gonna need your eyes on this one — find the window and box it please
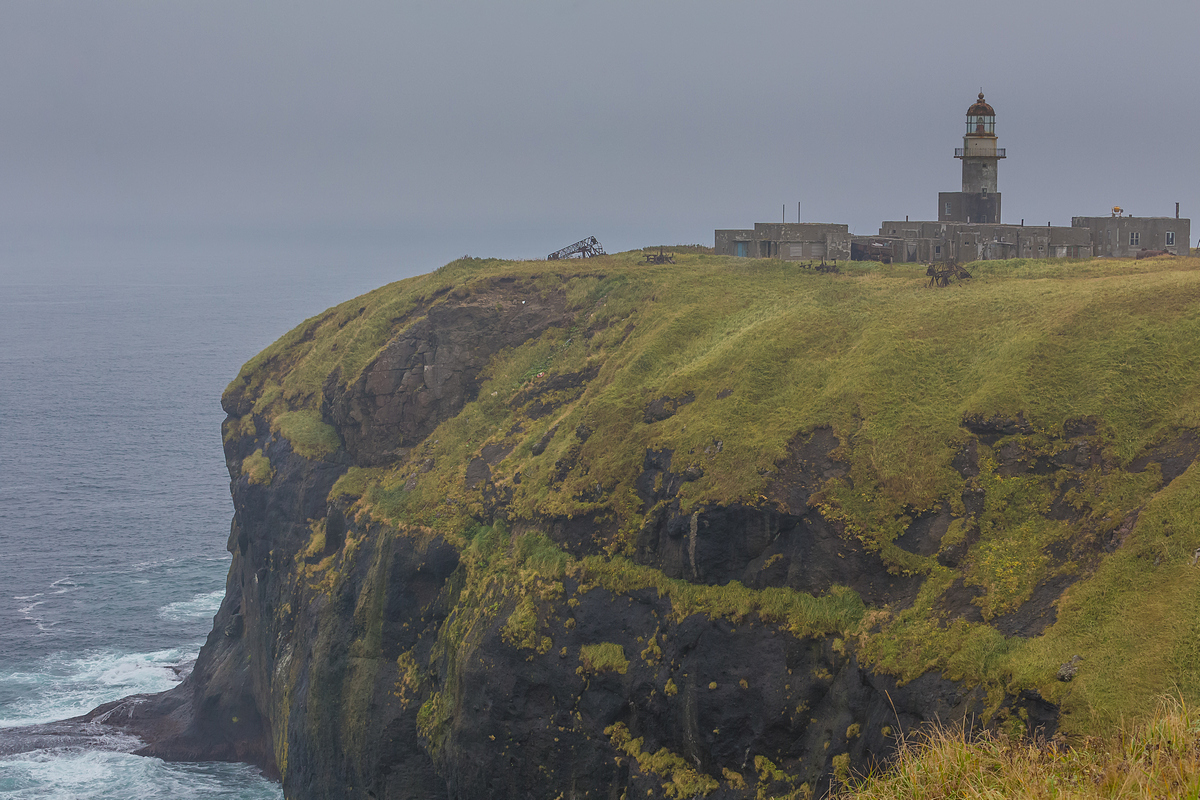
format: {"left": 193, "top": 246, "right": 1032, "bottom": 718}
{"left": 981, "top": 187, "right": 987, "bottom": 196}
{"left": 1167, "top": 232, "right": 1175, "bottom": 246}
{"left": 935, "top": 245, "right": 942, "bottom": 255}
{"left": 1130, "top": 232, "right": 1140, "bottom": 246}
{"left": 945, "top": 203, "right": 951, "bottom": 215}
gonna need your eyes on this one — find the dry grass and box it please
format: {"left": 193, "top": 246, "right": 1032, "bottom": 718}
{"left": 837, "top": 697, "right": 1200, "bottom": 800}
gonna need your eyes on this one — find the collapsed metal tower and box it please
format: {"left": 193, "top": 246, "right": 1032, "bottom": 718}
{"left": 547, "top": 236, "right": 606, "bottom": 260}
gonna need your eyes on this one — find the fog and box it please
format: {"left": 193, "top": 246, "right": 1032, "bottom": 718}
{"left": 1, "top": 0, "right": 1195, "bottom": 276}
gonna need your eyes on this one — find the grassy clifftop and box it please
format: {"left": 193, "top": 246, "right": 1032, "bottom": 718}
{"left": 224, "top": 249, "right": 1200, "bottom": 744}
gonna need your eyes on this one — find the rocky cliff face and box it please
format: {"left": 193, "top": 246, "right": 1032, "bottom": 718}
{"left": 80, "top": 254, "right": 1200, "bottom": 798}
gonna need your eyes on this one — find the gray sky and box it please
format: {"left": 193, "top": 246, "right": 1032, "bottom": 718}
{"left": 1, "top": 0, "right": 1197, "bottom": 259}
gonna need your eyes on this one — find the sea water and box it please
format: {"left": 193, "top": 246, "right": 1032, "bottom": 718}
{"left": 0, "top": 230, "right": 442, "bottom": 797}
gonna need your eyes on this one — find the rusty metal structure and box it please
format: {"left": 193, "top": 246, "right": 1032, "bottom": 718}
{"left": 547, "top": 236, "right": 606, "bottom": 260}
{"left": 926, "top": 261, "right": 972, "bottom": 287}
{"left": 641, "top": 248, "right": 675, "bottom": 264}
{"left": 794, "top": 259, "right": 840, "bottom": 273}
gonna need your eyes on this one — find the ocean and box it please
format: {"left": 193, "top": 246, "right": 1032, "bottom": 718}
{"left": 0, "top": 230, "right": 442, "bottom": 797}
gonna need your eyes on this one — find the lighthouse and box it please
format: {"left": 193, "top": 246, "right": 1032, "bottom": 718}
{"left": 938, "top": 92, "right": 1005, "bottom": 224}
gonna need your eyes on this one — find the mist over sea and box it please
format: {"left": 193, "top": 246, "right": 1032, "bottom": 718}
{"left": 0, "top": 229, "right": 443, "bottom": 797}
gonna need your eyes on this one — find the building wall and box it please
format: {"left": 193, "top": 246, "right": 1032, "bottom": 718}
{"left": 714, "top": 223, "right": 851, "bottom": 261}
{"left": 877, "top": 221, "right": 1093, "bottom": 263}
{"left": 1071, "top": 216, "right": 1191, "bottom": 257}
{"left": 939, "top": 192, "right": 1002, "bottom": 225}
{"left": 961, "top": 158, "right": 999, "bottom": 195}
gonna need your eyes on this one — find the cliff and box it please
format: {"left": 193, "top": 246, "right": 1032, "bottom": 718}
{"left": 92, "top": 252, "right": 1200, "bottom": 797}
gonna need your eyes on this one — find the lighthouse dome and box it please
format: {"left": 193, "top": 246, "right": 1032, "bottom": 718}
{"left": 967, "top": 92, "right": 995, "bottom": 116}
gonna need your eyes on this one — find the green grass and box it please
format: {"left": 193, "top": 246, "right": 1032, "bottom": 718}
{"left": 227, "top": 252, "right": 1200, "bottom": 738}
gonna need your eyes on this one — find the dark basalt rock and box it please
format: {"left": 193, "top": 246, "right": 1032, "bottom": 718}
{"left": 530, "top": 425, "right": 558, "bottom": 456}
{"left": 1128, "top": 430, "right": 1200, "bottom": 485}
{"left": 894, "top": 508, "right": 953, "bottom": 558}
{"left": 511, "top": 366, "right": 601, "bottom": 421}
{"left": 464, "top": 458, "right": 491, "bottom": 489}
{"left": 962, "top": 413, "right": 1033, "bottom": 443}
{"left": 643, "top": 392, "right": 695, "bottom": 423}
{"left": 322, "top": 281, "right": 577, "bottom": 466}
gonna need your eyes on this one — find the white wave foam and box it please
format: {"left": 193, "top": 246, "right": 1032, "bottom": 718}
{"left": 49, "top": 578, "right": 79, "bottom": 595}
{"left": 14, "top": 595, "right": 61, "bottom": 636}
{"left": 17, "top": 599, "right": 44, "bottom": 615}
{"left": 158, "top": 589, "right": 225, "bottom": 622}
{"left": 0, "top": 647, "right": 196, "bottom": 728}
{"left": 0, "top": 751, "right": 282, "bottom": 799}
{"left": 125, "top": 557, "right": 183, "bottom": 574}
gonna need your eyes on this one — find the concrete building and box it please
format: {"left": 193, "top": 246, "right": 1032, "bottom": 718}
{"left": 714, "top": 91, "right": 1190, "bottom": 264}
{"left": 1071, "top": 214, "right": 1190, "bottom": 257}
{"left": 867, "top": 221, "right": 1092, "bottom": 264}
{"left": 714, "top": 223, "right": 851, "bottom": 261}
{"left": 938, "top": 92, "right": 1004, "bottom": 224}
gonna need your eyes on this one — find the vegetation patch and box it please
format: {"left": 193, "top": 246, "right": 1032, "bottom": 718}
{"left": 273, "top": 410, "right": 342, "bottom": 460}
{"left": 578, "top": 642, "right": 629, "bottom": 675}
{"left": 301, "top": 518, "right": 326, "bottom": 560}
{"left": 242, "top": 448, "right": 274, "bottom": 485}
{"left": 328, "top": 466, "right": 383, "bottom": 502}
{"left": 577, "top": 555, "right": 865, "bottom": 638}
{"left": 606, "top": 721, "right": 720, "bottom": 798}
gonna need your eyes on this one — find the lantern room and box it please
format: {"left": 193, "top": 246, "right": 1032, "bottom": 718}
{"left": 966, "top": 92, "right": 995, "bottom": 136}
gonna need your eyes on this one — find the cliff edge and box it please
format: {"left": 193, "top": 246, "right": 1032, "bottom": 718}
{"left": 90, "top": 253, "right": 1200, "bottom": 797}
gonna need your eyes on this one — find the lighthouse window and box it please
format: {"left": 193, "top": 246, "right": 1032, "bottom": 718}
{"left": 1129, "top": 232, "right": 1140, "bottom": 246}
{"left": 967, "top": 115, "right": 995, "bottom": 135}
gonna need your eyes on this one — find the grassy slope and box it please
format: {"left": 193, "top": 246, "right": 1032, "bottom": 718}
{"left": 226, "top": 251, "right": 1200, "bottom": 740}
